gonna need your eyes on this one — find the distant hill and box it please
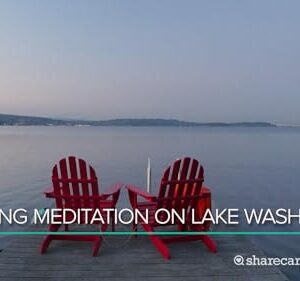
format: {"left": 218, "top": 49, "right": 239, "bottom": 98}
{"left": 0, "top": 113, "right": 276, "bottom": 127}
{"left": 0, "top": 113, "right": 68, "bottom": 126}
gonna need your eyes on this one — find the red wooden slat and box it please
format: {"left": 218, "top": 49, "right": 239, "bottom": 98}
{"left": 185, "top": 158, "right": 198, "bottom": 194}
{"left": 90, "top": 166, "right": 99, "bottom": 195}
{"left": 69, "top": 156, "right": 80, "bottom": 195}
{"left": 181, "top": 159, "right": 199, "bottom": 211}
{"left": 89, "top": 166, "right": 99, "bottom": 208}
{"left": 189, "top": 165, "right": 204, "bottom": 213}
{"left": 69, "top": 156, "right": 80, "bottom": 209}
{"left": 52, "top": 165, "right": 63, "bottom": 209}
{"left": 59, "top": 158, "right": 71, "bottom": 208}
{"left": 158, "top": 166, "right": 170, "bottom": 199}
{"left": 189, "top": 159, "right": 199, "bottom": 180}
{"left": 173, "top": 157, "right": 190, "bottom": 210}
{"left": 164, "top": 159, "right": 181, "bottom": 209}
{"left": 79, "top": 158, "right": 90, "bottom": 208}
{"left": 185, "top": 159, "right": 198, "bottom": 201}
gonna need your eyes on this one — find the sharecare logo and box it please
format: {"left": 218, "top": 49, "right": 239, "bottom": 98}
{"left": 234, "top": 255, "right": 300, "bottom": 266}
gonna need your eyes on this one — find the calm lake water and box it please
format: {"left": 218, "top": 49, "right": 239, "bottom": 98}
{"left": 0, "top": 126, "right": 300, "bottom": 279}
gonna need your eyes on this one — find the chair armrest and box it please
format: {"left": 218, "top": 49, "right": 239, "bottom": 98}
{"left": 101, "top": 182, "right": 123, "bottom": 207}
{"left": 102, "top": 182, "right": 123, "bottom": 196}
{"left": 126, "top": 185, "right": 157, "bottom": 202}
{"left": 44, "top": 187, "right": 55, "bottom": 198}
{"left": 200, "top": 184, "right": 211, "bottom": 198}
{"left": 202, "top": 184, "right": 211, "bottom": 191}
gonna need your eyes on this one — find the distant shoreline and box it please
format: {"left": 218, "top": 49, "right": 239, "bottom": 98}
{"left": 0, "top": 113, "right": 278, "bottom": 127}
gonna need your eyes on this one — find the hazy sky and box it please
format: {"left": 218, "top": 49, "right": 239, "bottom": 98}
{"left": 1, "top": 1, "right": 299, "bottom": 123}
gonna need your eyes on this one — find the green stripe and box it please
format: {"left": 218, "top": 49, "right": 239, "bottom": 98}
{"left": 0, "top": 231, "right": 300, "bottom": 235}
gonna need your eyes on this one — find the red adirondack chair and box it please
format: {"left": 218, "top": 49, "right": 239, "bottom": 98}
{"left": 126, "top": 157, "right": 217, "bottom": 259}
{"left": 40, "top": 156, "right": 122, "bottom": 256}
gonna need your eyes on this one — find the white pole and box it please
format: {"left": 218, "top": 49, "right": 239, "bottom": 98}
{"left": 147, "top": 157, "right": 151, "bottom": 193}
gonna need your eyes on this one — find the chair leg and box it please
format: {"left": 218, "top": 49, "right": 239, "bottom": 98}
{"left": 110, "top": 213, "right": 115, "bottom": 231}
{"left": 92, "top": 236, "right": 102, "bottom": 257}
{"left": 111, "top": 221, "right": 115, "bottom": 232}
{"left": 40, "top": 235, "right": 52, "bottom": 254}
{"left": 40, "top": 224, "right": 61, "bottom": 254}
{"left": 201, "top": 235, "right": 217, "bottom": 253}
{"left": 177, "top": 224, "right": 187, "bottom": 231}
{"left": 141, "top": 224, "right": 171, "bottom": 260}
{"left": 92, "top": 223, "right": 109, "bottom": 257}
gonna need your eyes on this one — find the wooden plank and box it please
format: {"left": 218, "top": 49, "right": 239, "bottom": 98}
{"left": 0, "top": 274, "right": 287, "bottom": 280}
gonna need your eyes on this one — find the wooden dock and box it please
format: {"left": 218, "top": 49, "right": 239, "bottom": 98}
{"left": 0, "top": 225, "right": 288, "bottom": 281}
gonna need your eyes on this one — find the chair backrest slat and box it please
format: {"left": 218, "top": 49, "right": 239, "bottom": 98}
{"left": 165, "top": 159, "right": 181, "bottom": 209}
{"left": 173, "top": 157, "right": 190, "bottom": 209}
{"left": 52, "top": 164, "right": 62, "bottom": 209}
{"left": 69, "top": 156, "right": 80, "bottom": 197}
{"left": 59, "top": 158, "right": 71, "bottom": 208}
{"left": 79, "top": 158, "right": 90, "bottom": 208}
